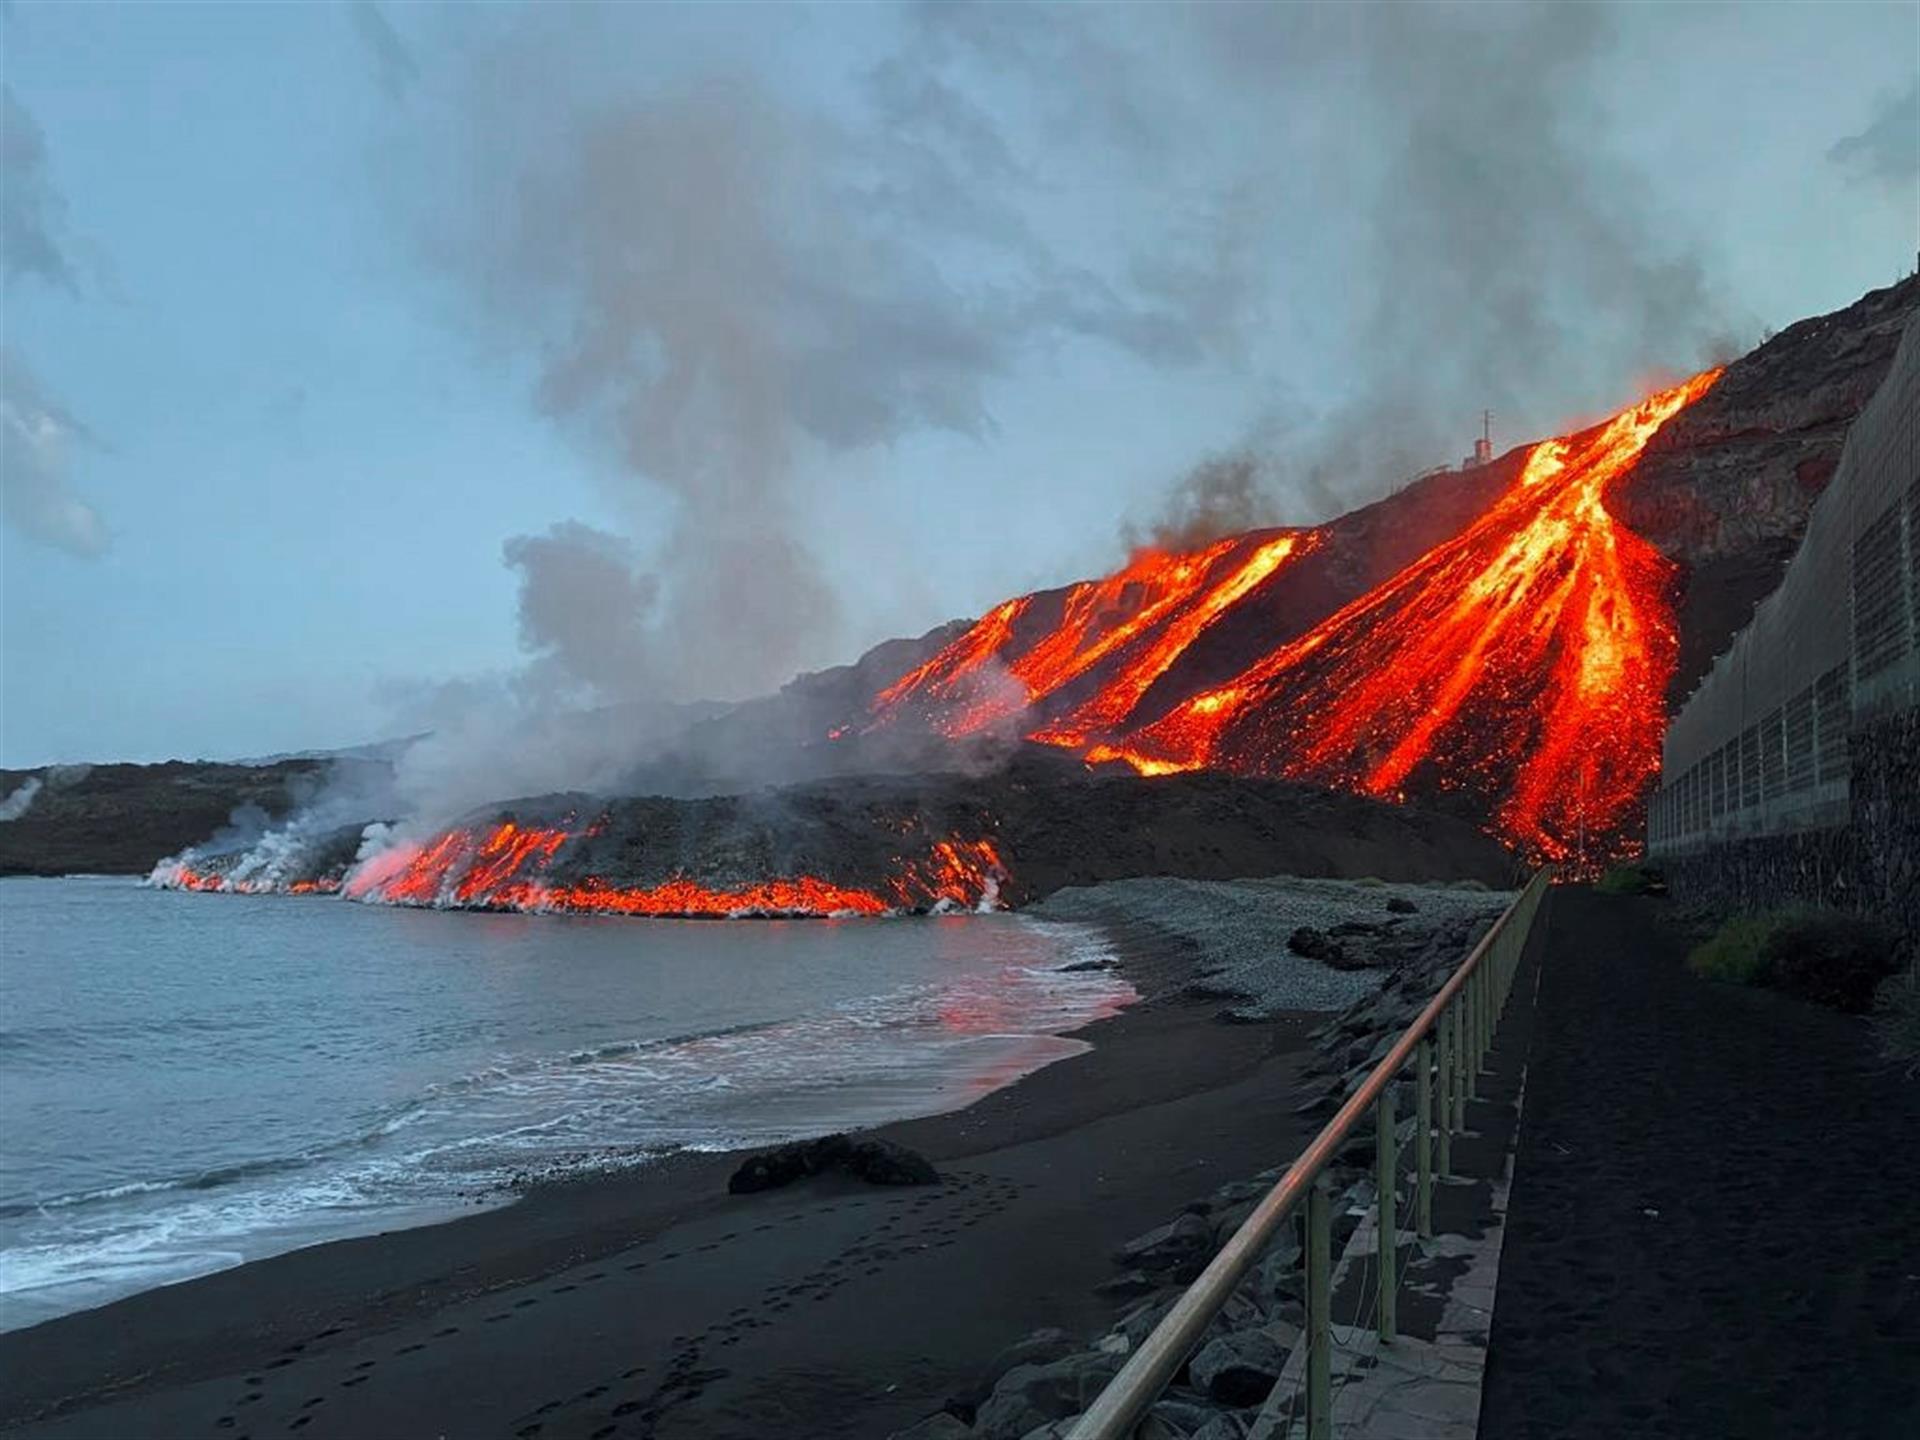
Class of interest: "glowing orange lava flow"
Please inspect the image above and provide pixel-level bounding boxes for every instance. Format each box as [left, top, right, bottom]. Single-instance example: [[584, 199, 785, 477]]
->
[[342, 822, 1009, 917], [1094, 370, 1723, 867], [1032, 533, 1310, 747], [153, 862, 339, 896], [869, 533, 1308, 738]]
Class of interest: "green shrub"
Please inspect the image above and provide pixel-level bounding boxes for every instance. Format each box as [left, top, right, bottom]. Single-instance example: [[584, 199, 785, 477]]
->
[[1873, 967, 1920, 1076], [1596, 863, 1660, 895], [1763, 913, 1904, 1014], [1687, 909, 1904, 1014], [1686, 915, 1777, 987]]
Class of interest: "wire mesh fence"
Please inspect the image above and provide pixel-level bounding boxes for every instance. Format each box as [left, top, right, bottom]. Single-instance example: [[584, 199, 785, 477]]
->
[[1651, 315, 1919, 855]]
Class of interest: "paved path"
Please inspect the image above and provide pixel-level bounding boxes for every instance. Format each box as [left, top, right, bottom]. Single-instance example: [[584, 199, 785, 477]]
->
[[1481, 890, 1920, 1439]]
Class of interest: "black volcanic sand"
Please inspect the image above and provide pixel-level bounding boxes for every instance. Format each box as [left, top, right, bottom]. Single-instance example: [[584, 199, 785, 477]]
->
[[0, 923, 1322, 1440], [1482, 890, 1920, 1439]]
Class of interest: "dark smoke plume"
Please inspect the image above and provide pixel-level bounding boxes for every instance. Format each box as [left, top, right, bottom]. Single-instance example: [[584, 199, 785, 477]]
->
[[1175, 2, 1736, 522]]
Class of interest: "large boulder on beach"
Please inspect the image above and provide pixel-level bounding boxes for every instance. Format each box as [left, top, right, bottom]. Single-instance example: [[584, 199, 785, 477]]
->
[[1112, 1212, 1213, 1278], [974, 1353, 1123, 1440], [1190, 1328, 1288, 1405], [726, 1134, 940, 1194]]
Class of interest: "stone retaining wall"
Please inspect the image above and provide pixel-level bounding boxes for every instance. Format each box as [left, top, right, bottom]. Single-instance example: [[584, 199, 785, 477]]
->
[[1664, 708, 1918, 956]]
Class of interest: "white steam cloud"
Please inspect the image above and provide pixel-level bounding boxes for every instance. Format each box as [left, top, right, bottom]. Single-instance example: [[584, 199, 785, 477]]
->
[[0, 777, 42, 822]]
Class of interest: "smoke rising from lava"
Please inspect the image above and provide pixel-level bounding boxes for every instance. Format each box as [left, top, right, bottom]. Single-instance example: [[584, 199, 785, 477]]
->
[[330, 1, 1745, 840], [351, 2, 1258, 827], [1159, 2, 1739, 525]]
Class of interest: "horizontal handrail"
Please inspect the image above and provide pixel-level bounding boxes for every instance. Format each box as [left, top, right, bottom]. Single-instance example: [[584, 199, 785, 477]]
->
[[1068, 869, 1550, 1440]]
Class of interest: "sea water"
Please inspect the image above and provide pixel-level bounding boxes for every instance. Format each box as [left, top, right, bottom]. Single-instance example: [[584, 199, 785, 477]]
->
[[0, 876, 1131, 1330]]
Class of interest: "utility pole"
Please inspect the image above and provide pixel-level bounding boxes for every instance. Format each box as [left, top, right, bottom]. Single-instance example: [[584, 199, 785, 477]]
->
[[1472, 411, 1493, 468]]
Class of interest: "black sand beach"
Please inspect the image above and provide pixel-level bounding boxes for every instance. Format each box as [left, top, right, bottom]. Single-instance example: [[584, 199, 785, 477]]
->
[[0, 919, 1323, 1440], [1483, 890, 1920, 1439]]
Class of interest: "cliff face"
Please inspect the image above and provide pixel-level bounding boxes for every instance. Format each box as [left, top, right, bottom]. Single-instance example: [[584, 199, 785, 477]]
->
[[1617, 276, 1919, 703]]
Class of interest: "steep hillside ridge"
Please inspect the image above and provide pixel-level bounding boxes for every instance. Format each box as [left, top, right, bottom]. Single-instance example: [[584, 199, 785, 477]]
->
[[1619, 274, 1918, 702]]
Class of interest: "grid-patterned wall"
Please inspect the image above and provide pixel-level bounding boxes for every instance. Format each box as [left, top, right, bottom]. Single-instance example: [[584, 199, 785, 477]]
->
[[1649, 312, 1918, 854]]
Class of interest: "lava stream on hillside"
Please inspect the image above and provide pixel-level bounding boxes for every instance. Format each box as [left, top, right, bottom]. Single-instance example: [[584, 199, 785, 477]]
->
[[1089, 370, 1724, 866], [867, 532, 1311, 739]]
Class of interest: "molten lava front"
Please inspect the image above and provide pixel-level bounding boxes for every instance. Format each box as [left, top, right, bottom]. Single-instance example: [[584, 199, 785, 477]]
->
[[153, 860, 340, 896], [341, 821, 1008, 918], [1088, 371, 1723, 866]]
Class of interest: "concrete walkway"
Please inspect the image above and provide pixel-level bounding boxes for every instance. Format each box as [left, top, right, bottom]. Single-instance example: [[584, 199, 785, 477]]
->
[[1481, 891, 1920, 1439]]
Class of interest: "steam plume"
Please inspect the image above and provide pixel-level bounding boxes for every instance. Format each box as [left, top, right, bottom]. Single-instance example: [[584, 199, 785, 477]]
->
[[1173, 2, 1734, 520], [0, 778, 41, 822]]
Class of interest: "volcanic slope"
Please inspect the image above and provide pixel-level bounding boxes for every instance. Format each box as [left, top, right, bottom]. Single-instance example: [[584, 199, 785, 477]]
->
[[850, 277, 1917, 869]]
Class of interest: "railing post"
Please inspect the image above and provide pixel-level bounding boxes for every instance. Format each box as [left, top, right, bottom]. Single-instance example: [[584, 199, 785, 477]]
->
[[1415, 1036, 1433, 1238], [1466, 969, 1481, 1100], [1436, 1017, 1453, 1177], [1376, 1086, 1397, 1342], [1451, 990, 1466, 1113], [1306, 1173, 1332, 1440]]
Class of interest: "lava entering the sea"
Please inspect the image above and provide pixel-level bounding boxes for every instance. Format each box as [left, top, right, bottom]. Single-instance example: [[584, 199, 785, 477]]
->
[[1086, 370, 1724, 867], [150, 859, 340, 896], [339, 821, 1009, 918]]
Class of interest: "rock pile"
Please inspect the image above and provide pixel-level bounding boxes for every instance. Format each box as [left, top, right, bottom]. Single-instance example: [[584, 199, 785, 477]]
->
[[890, 897, 1494, 1439]]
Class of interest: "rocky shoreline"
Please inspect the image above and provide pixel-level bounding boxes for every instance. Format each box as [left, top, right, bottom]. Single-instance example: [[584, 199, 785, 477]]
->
[[890, 880, 1508, 1440]]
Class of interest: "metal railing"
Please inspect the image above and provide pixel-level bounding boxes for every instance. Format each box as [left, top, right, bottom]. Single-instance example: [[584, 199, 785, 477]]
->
[[1068, 869, 1552, 1440]]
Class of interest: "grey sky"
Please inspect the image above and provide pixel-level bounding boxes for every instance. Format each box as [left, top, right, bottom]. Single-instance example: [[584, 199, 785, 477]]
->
[[2, 0, 1914, 766]]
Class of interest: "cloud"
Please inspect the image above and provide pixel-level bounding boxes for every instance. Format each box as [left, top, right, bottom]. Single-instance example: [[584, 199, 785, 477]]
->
[[2, 349, 108, 557], [1829, 80, 1919, 188], [2, 86, 79, 293], [350, 2, 420, 101]]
